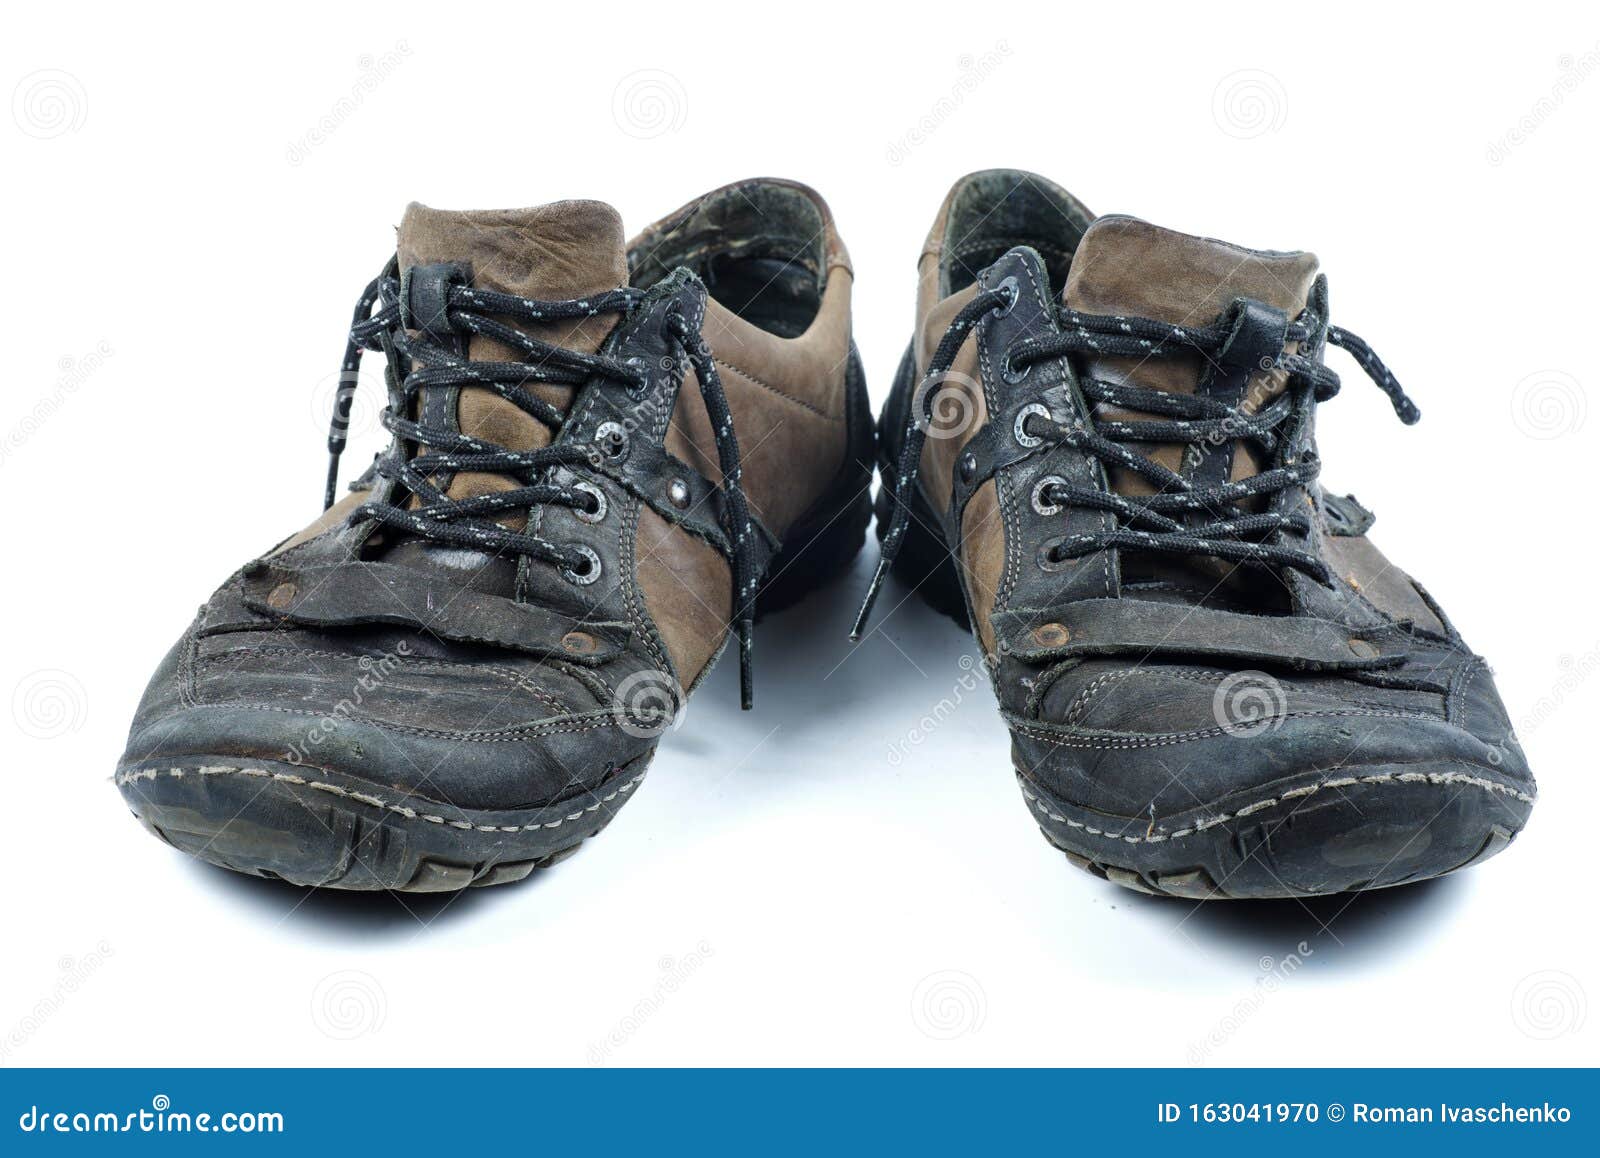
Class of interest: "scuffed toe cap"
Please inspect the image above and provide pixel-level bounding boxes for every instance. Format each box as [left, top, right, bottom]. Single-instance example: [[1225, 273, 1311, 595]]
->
[[1008, 656, 1535, 823], [999, 652, 1536, 897], [117, 622, 666, 812]]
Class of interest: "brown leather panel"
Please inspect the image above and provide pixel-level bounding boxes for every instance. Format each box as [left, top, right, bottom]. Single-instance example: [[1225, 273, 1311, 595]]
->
[[634, 505, 732, 685], [664, 359, 845, 536], [913, 283, 984, 514], [700, 277, 853, 420], [1320, 527, 1446, 633], [398, 200, 628, 356], [961, 480, 1006, 656], [1064, 216, 1319, 323]]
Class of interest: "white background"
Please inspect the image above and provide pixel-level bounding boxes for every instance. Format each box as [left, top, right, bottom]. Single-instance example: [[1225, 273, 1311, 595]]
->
[[3, 0, 1596, 1067]]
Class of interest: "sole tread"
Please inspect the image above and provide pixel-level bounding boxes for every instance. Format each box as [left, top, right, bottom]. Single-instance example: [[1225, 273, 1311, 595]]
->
[[117, 755, 644, 893]]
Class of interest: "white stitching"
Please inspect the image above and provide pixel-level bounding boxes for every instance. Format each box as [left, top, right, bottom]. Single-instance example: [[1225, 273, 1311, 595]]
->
[[1012, 706, 1441, 750], [116, 765, 646, 834], [1062, 669, 1134, 726], [1017, 769, 1535, 845]]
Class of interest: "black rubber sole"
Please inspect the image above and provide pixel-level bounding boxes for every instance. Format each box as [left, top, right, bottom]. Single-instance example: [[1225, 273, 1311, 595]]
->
[[1021, 765, 1532, 900], [116, 755, 650, 892], [115, 349, 876, 894]]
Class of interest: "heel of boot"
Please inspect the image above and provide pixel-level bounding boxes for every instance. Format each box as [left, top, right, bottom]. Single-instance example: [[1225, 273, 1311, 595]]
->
[[870, 344, 970, 629], [872, 475, 970, 630], [755, 344, 875, 617]]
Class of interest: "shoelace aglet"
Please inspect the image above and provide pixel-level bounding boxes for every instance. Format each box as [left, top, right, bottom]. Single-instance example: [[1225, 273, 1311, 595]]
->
[[849, 558, 892, 642], [322, 455, 340, 512], [737, 617, 754, 711]]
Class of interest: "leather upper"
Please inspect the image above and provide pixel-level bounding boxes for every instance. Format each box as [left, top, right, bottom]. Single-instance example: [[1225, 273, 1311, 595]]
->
[[888, 171, 1535, 819], [119, 182, 862, 810]]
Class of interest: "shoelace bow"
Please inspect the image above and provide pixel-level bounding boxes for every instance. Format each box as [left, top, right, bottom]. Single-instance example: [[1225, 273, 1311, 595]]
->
[[324, 264, 762, 708], [852, 284, 1420, 638]]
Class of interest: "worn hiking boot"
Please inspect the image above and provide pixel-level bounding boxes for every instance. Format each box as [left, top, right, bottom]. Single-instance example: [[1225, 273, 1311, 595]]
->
[[859, 169, 1535, 900], [115, 179, 872, 891]]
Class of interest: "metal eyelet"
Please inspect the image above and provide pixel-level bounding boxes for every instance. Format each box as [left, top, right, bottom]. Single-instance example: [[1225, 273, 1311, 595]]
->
[[1001, 352, 1033, 386], [562, 545, 602, 586], [595, 421, 629, 461], [1036, 537, 1077, 572], [1014, 402, 1051, 448], [572, 481, 607, 523], [994, 275, 1020, 316], [622, 356, 649, 392], [1030, 475, 1067, 516]]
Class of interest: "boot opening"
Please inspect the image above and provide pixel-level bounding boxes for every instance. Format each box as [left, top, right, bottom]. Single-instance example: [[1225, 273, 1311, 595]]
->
[[940, 169, 1093, 295], [628, 181, 828, 338]]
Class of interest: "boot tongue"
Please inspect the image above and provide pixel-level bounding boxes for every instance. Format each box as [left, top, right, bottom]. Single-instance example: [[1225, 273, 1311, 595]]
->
[[384, 200, 629, 581], [1064, 215, 1318, 326], [397, 198, 628, 413], [1061, 215, 1320, 599]]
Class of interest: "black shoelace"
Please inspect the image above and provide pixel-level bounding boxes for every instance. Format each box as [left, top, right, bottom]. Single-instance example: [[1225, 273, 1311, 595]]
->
[[852, 285, 1420, 638], [324, 263, 762, 708]]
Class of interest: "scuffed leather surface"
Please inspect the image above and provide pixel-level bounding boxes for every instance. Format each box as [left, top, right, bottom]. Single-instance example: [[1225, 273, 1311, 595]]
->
[[229, 560, 630, 661], [1006, 645, 1530, 821], [888, 176, 1535, 824], [122, 614, 659, 812], [124, 185, 863, 808], [121, 270, 728, 812]]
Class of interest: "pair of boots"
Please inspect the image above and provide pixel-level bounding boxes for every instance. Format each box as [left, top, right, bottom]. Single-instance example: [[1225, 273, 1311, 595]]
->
[[114, 170, 1535, 901]]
